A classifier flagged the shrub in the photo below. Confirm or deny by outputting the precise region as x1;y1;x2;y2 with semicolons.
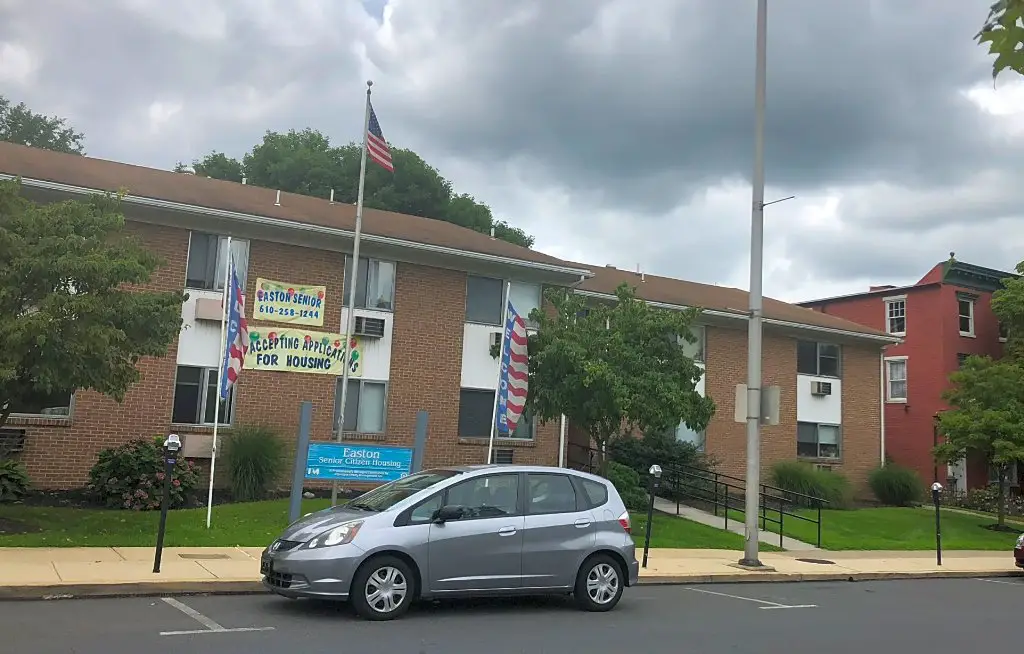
770;460;852;509
222;425;287;502
603;460;649;511
0;459;30;502
868;463;924;506
608;429;713;476
945;485;1024;517
88;437;201;510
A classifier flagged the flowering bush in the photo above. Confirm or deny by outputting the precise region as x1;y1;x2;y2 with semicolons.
87;437;201;510
944;484;1024;517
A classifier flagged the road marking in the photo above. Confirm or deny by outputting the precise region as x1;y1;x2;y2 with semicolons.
684;587;817;610
159;597;276;637
976;578;1021;586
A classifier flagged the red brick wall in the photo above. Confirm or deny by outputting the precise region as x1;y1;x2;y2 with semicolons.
13;221;189;488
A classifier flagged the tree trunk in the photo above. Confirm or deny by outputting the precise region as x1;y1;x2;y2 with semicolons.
0;399;11;433
998;465;1007;528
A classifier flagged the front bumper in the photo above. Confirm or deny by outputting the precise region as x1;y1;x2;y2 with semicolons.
261;540;364;600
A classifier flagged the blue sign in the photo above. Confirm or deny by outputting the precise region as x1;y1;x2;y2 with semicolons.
305;443;414;483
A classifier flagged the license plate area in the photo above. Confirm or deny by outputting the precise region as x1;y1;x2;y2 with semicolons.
260;556;272;575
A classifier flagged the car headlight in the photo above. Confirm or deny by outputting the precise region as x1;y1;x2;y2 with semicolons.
305;521;363;549
1016;533;1024;549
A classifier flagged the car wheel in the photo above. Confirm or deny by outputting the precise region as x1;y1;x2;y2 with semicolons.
350;555;415;621
574;554;624;612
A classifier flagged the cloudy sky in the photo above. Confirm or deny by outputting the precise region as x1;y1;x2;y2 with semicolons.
0;0;1020;302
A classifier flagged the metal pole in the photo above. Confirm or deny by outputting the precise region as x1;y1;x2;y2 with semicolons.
741;0;768;568
332;81;374;506
153;454;174;573
288;401;313;523
205;237;233;529
932;483;943;566
642;469;660;568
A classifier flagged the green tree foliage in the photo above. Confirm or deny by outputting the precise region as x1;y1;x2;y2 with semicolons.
978;0;1024;80
934;355;1024;527
0;179;186;429
184;129;534;248
0;95;85;154
991;261;1024;361
527;283;715;463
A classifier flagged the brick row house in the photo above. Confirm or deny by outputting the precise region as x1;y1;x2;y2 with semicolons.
1;142;895;494
798;257;1015;491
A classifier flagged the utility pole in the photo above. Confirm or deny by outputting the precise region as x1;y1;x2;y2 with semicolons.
740;0;768;568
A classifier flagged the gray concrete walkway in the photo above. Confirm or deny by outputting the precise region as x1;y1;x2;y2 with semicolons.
653;497;818;551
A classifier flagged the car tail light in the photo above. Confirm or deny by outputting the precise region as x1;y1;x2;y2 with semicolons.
617;511;631;534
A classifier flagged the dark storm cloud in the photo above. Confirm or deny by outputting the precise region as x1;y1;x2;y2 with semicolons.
383;0;1013;215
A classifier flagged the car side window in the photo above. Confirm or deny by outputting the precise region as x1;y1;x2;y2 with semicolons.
444;473;519;519
409;493;443;524
578;478;608;509
526;473;578;515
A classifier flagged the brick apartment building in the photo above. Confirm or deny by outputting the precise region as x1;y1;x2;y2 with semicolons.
798;257;1014;491
1;142;895;493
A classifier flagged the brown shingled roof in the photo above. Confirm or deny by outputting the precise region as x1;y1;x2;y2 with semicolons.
578;265;892;338
0;141;584;271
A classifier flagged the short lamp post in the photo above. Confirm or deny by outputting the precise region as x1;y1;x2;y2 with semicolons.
153;434;181;574
931;482;943;566
642;464;662;569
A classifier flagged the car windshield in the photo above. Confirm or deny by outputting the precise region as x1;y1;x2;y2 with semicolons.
345;469;461;512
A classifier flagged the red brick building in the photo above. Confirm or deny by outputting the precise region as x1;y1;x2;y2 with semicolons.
798;257;1014;491
1;142;895;494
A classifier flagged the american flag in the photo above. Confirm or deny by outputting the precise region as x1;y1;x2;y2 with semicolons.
496;300;529;433
220;257;249;399
366;100;394;173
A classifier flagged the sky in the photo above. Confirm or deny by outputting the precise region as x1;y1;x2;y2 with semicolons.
0;0;1021;303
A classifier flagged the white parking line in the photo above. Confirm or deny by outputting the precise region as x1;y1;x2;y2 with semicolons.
684;587;817;610
159;597;276;637
976;578;1021;586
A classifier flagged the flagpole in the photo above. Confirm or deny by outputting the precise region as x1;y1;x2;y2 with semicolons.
331;80;374;507
206;237;233;529
487;282;512;464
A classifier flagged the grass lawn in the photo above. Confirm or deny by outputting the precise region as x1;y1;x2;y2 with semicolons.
0;500;752;550
727;505;1023;551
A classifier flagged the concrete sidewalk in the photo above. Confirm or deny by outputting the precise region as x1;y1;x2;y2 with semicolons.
0;546;1020;600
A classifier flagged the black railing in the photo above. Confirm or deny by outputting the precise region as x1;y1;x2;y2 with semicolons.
566;442;825;548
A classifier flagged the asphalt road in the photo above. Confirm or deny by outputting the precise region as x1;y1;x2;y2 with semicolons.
4;577;1022;654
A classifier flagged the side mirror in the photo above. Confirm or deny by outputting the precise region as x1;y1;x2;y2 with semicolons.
433;505;465;523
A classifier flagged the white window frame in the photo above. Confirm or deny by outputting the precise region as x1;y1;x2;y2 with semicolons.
883;295;906;336
185;232;249;291
342;256;397;312
885;356;908;403
457;387;535;440
464;276;542;328
958;296;975;337
334;379;389;434
172;365;235;426
796;421;842;460
7;390;75;419
677;325;706;363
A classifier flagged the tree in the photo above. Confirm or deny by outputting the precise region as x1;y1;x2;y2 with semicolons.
991;260;1024;361
978;0;1024;81
0;95;85;155
933;355;1024;528
184;129;535;248
527;283;715;467
0;179;186;430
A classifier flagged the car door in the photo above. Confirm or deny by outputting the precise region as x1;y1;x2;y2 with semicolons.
520;472;596;589
427;472;524;593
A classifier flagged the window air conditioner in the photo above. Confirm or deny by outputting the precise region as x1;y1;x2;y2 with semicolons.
810;381;832;396
353;316;386;339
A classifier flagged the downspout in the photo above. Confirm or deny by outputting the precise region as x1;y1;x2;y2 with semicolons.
879;348;886;465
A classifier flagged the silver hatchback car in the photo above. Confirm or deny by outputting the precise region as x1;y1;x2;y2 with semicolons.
261;464;640;620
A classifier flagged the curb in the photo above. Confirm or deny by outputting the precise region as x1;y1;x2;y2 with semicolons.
2;569;1021;601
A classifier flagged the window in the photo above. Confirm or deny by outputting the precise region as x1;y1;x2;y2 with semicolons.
491;448;514;464
797;422;840;459
186;233;249;290
673;421;706;451
884;297;906;335
333;379;387;433
526;473;578;514
342;256;396;311
172;366;234;425
796;341;842;377
508;281;542;328
957;353;970;368
457;389;534;439
988;462;1019;487
958;297;975;336
7;388;72;417
410;494;443;524
466;275;504;325
577;478;609;509
678;326;706;363
885;358;907;402
445;473;520;519
999;322;1009;342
